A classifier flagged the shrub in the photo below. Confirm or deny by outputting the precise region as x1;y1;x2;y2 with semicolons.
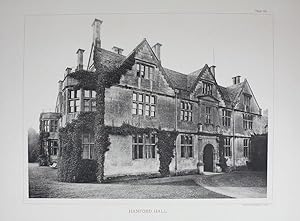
76;159;97;183
217;156;229;172
38;154;49;166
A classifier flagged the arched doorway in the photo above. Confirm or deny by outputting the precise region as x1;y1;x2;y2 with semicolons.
203;144;214;172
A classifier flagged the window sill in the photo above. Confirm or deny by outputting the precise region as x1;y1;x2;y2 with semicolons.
132;158;157;161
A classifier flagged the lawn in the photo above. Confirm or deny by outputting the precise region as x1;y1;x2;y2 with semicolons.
28;163;229;199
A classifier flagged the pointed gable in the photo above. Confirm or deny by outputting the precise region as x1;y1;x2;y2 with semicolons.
226;81;244;103
188;65;218;92
132;38;160;65
237;79;261;113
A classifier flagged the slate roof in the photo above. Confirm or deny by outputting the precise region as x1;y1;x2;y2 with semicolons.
40;112;61;120
163;68;188;91
94;48;126;67
187;68;203;90
226;82;244;102
218;86;232;102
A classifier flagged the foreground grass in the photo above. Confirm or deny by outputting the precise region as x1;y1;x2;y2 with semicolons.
28;163;229;199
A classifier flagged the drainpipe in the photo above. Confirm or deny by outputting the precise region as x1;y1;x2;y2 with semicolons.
174;89;179;175
232;104;236;167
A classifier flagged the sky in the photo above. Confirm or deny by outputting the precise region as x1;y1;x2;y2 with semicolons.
24;13;273;131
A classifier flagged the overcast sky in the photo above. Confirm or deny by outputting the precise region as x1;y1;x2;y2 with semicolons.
24;13;273;131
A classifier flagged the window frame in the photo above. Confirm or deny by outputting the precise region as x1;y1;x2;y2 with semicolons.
82;133;95;159
243;138;250;157
83;89;96;112
224;137;232;157
132;133;157;160
222;109;231;127
180;101;193;122
49;120;58;132
68;89;80;113
180;135;193;158
43;120;50;132
243;94;251;111
132;92;156;117
243;114;253;130
202;81;213;95
205;106;212;124
136;63;154;80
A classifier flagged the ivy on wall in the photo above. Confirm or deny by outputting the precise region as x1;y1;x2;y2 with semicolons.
58;110;180;181
58;112;97;182
60;47;134;183
157;130;179;177
216;134;228;172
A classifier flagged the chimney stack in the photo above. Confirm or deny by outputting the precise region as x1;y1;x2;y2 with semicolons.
152;43;162;61
58;80;63;92
232;75;241;85
112;46;124;55
76;49;85;70
210;65;216;77
92;19;103;48
64;67;72;77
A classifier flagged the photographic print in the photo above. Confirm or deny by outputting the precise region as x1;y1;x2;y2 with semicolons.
25;13;272;199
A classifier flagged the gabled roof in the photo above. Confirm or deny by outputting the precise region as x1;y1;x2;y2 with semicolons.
92;40;260;109
187;68;203;90
226;81;245;102
218;86;232;102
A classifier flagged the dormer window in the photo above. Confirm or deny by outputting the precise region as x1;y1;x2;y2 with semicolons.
244;94;251;112
202;82;213;95
136;63;154;80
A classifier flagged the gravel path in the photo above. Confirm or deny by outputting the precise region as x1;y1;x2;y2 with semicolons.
193;171;267;198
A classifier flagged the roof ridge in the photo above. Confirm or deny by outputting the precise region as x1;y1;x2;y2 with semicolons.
188;67;203;76
163;67;187;76
100;48;126;58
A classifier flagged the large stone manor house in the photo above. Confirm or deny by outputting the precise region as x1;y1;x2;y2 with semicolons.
39;18;267;176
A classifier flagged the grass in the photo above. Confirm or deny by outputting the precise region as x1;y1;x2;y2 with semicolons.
28;163;229;199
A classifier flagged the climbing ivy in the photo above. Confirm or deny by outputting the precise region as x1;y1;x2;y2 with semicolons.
157;130;179;177
57;112;97;182
59;47;134;183
216;134;228;172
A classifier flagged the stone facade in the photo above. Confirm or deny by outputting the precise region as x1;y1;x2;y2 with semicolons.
52;19;267;176
39;112;61;164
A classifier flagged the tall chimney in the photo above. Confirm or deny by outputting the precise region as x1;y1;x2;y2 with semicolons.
152;43;162;61
64;67;72;77
58;80;63;92
92;19;103;48
210;65;216;77
232;75;241;85
112;46;124;55
76;49;85;70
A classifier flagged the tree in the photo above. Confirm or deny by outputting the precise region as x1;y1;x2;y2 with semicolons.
28;128;39;162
